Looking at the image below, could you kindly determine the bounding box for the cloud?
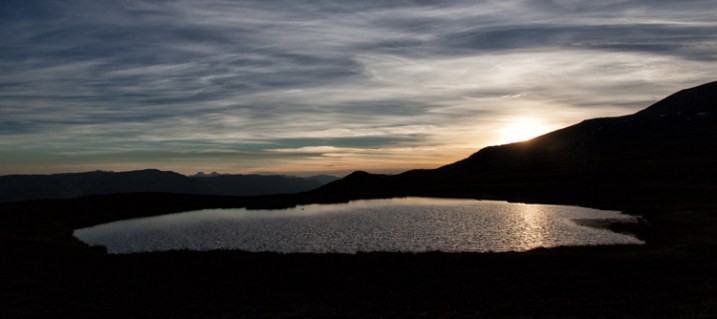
[1,0,716,175]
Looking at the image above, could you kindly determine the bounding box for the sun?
[497,117,553,144]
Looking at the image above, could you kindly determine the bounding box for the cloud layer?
[1,0,716,175]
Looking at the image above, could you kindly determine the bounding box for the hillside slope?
[317,81,717,202]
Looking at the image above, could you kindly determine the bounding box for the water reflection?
[517,204,547,250]
[74,197,643,254]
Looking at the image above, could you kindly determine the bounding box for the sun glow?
[498,117,553,144]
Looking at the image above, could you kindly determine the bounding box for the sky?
[1,0,716,176]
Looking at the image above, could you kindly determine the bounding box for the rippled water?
[74,197,643,254]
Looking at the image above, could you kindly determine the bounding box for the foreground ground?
[1,192,716,318]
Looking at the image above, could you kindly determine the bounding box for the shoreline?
[73,197,646,255]
[1,190,716,318]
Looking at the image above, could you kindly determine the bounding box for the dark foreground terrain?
[1,191,716,319]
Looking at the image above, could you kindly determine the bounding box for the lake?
[74,197,643,254]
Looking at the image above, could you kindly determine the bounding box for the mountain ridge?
[0,170,338,203]
[314,81,717,201]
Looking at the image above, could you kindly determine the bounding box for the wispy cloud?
[1,0,716,175]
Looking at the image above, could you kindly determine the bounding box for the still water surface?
[74,197,643,254]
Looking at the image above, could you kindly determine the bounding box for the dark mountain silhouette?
[316,81,717,202]
[3,82,713,205]
[0,169,337,203]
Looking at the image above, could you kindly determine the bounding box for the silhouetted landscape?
[0,170,337,203]
[2,82,716,318]
[5,1,717,317]
[317,81,717,204]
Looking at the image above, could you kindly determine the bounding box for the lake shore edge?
[2,188,716,318]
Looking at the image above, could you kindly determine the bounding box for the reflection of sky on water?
[75,197,643,254]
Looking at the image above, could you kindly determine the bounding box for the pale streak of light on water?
[74,197,644,254]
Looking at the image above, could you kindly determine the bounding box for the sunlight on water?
[74,197,643,254]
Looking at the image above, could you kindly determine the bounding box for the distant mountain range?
[0,170,338,203]
[3,82,715,206]
[315,81,717,203]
